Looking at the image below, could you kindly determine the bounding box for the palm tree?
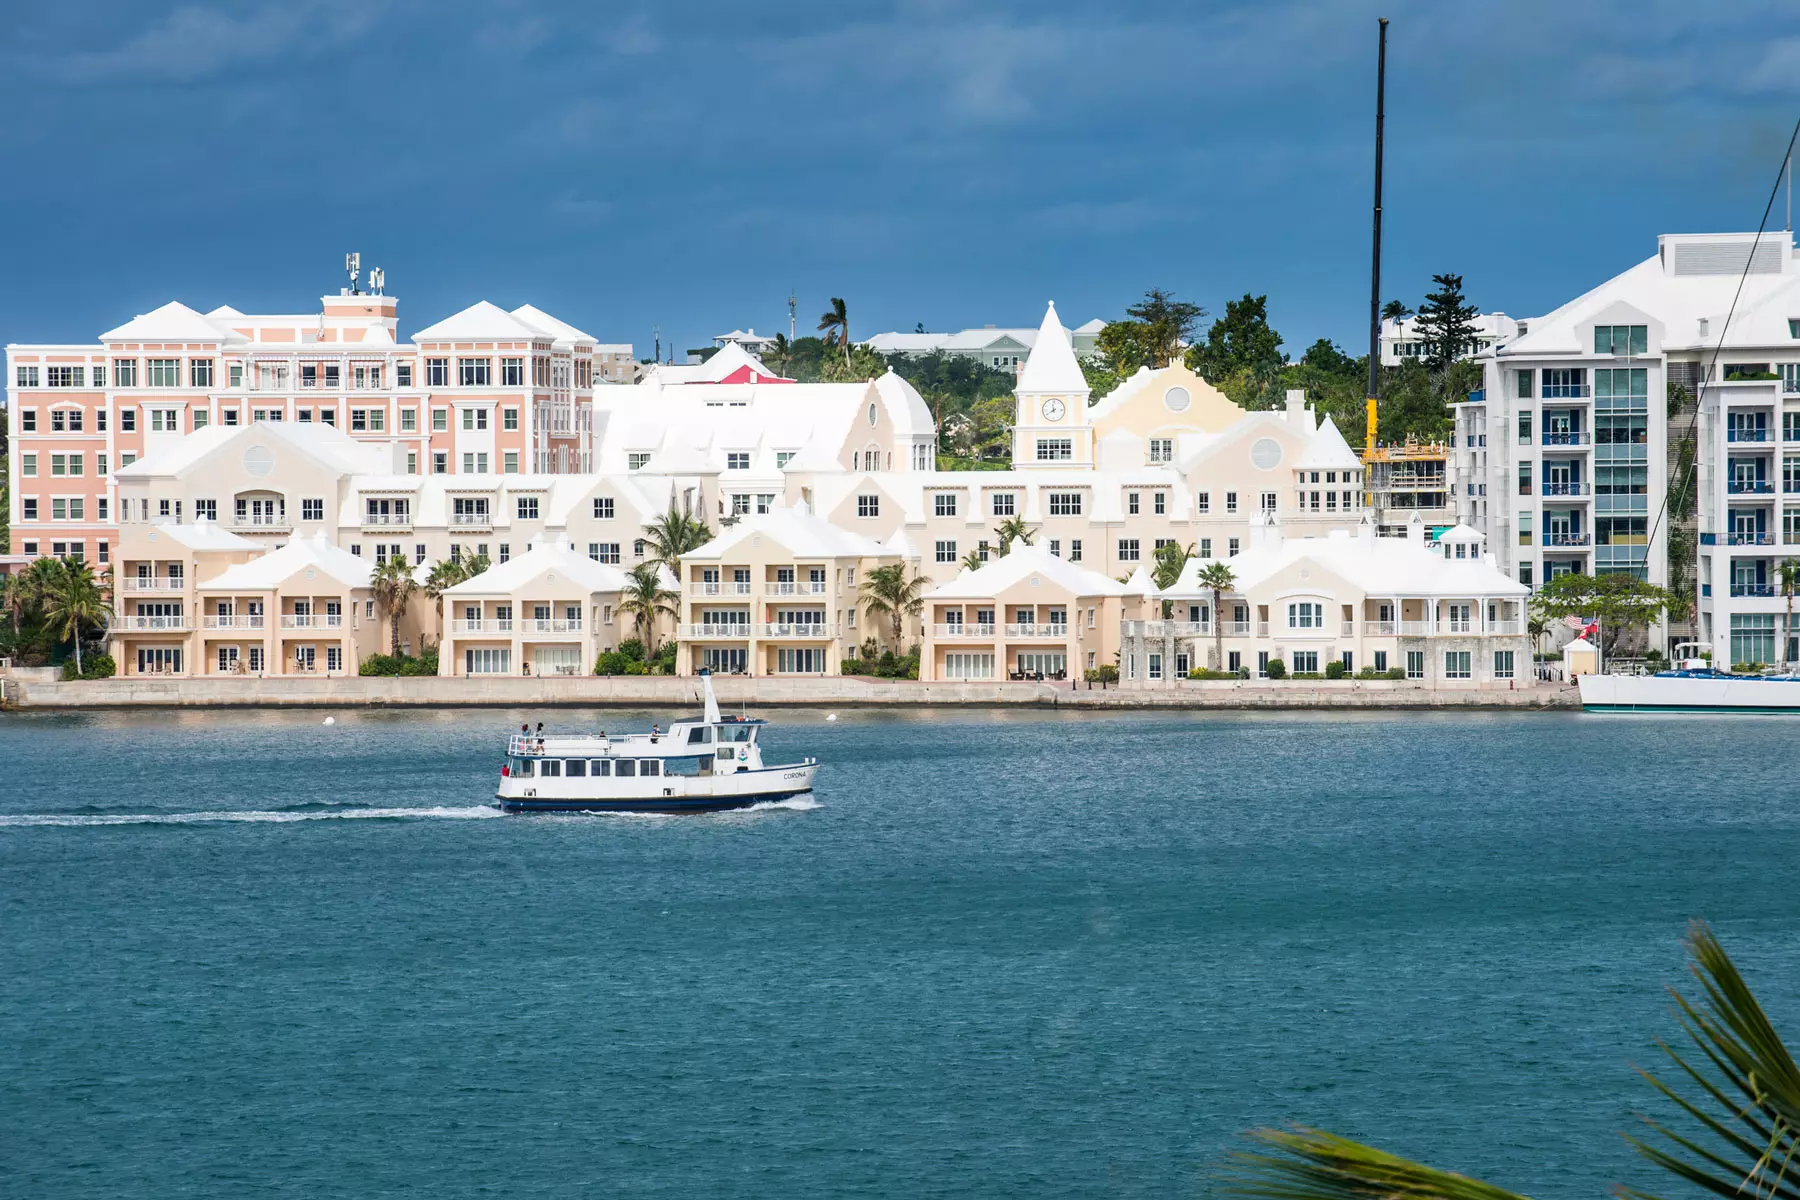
[993,515,1035,555]
[423,558,468,627]
[1380,299,1414,322]
[643,506,713,576]
[1779,558,1800,669]
[1,571,27,641]
[1195,560,1236,671]
[370,555,419,658]
[1151,541,1194,592]
[40,558,108,675]
[818,297,850,369]
[618,561,678,654]
[859,563,927,647]
[768,332,792,377]
[1221,923,1800,1200]
[1527,616,1549,661]
[960,549,985,573]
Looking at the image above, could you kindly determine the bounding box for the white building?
[864,317,1106,371]
[1380,312,1519,365]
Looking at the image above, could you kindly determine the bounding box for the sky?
[4,0,1800,359]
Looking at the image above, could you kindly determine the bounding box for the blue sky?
[4,0,1798,358]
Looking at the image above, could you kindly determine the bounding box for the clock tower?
[1011,301,1095,469]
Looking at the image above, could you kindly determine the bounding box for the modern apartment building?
[1455,231,1800,661]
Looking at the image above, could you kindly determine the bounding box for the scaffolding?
[1363,439,1452,533]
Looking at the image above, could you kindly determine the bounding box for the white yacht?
[495,670,819,813]
[1578,643,1800,713]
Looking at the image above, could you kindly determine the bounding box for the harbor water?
[3,708,1797,1198]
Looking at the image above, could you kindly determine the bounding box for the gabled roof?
[1016,302,1089,394]
[114,418,389,481]
[442,535,630,596]
[510,304,594,344]
[924,545,1127,600]
[101,301,237,343]
[1292,416,1361,470]
[1161,526,1527,600]
[197,533,373,592]
[145,520,259,552]
[684,505,888,562]
[412,300,545,342]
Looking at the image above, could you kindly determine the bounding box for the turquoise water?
[3,708,1798,1198]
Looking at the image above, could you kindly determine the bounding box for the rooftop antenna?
[1364,17,1388,458]
[788,289,797,340]
[345,252,361,296]
[369,267,385,295]
[653,324,661,364]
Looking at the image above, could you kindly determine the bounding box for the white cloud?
[51,1,389,85]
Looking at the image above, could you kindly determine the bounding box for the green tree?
[1413,273,1481,374]
[817,297,851,369]
[960,549,985,573]
[1380,299,1414,321]
[618,562,678,654]
[1530,570,1677,658]
[819,343,890,382]
[1221,924,1800,1200]
[642,506,713,574]
[967,394,1015,462]
[39,557,109,675]
[1097,289,1206,372]
[1151,540,1193,591]
[423,557,477,626]
[370,555,418,658]
[1187,294,1285,387]
[993,515,1034,555]
[1195,560,1237,671]
[859,563,927,647]
[1078,355,1124,399]
[1779,558,1800,668]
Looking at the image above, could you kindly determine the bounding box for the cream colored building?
[918,545,1152,681]
[675,505,901,676]
[437,534,643,677]
[112,519,262,676]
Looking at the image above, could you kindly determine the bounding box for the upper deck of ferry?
[506,715,766,760]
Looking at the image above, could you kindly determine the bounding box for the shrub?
[359,652,401,676]
[1084,664,1120,684]
[63,652,117,680]
[595,640,648,676]
[1187,667,1238,680]
[1324,660,1348,680]
[1264,658,1287,680]
[1291,671,1324,680]
[1385,667,1408,680]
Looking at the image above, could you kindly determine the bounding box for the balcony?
[764,581,830,596]
[116,615,188,632]
[450,512,493,531]
[1399,620,1434,636]
[1225,620,1252,636]
[123,577,184,593]
[1727,532,1776,546]
[230,516,292,533]
[451,619,514,634]
[1727,480,1775,495]
[680,623,751,640]
[1492,619,1524,635]
[934,623,997,638]
[1256,620,1271,637]
[279,614,344,630]
[1727,429,1773,443]
[1731,583,1778,597]
[758,623,837,639]
[1545,533,1592,547]
[1541,482,1587,496]
[1340,620,1356,636]
[362,512,413,530]
[521,619,582,636]
[1004,623,1069,639]
[1442,619,1474,634]
[692,581,753,597]
[1542,384,1591,399]
[202,615,265,630]
[1542,432,1588,446]
[1364,620,1397,636]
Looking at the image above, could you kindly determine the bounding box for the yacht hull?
[1578,673,1800,713]
[495,763,819,814]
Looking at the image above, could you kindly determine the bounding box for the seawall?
[1,675,1579,710]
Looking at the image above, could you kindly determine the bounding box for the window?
[1494,650,1515,679]
[1518,511,1532,545]
[113,359,138,387]
[1291,651,1318,674]
[1228,537,1240,557]
[20,409,36,432]
[1148,437,1174,464]
[406,451,419,475]
[1198,537,1211,558]
[1154,492,1166,515]
[1260,491,1277,513]
[50,454,65,476]
[1048,492,1082,516]
[21,453,35,477]
[595,543,621,564]
[628,452,652,471]
[992,492,1016,516]
[726,451,750,470]
[1518,462,1532,495]
[1225,491,1238,514]
[1444,651,1472,679]
[1118,538,1140,562]
[934,493,958,517]
[191,359,214,387]
[16,365,38,387]
[146,358,180,387]
[1516,369,1533,399]
[1035,437,1073,461]
[433,451,448,474]
[432,408,448,432]
[301,499,324,521]
[462,407,488,431]
[47,366,83,388]
[21,498,37,520]
[397,364,413,387]
[1069,539,1082,562]
[935,540,957,563]
[498,451,516,474]
[516,497,540,520]
[425,358,449,387]
[459,359,491,387]
[464,648,511,675]
[857,494,880,518]
[1406,650,1425,680]
[501,358,524,386]
[593,497,615,520]
[1518,411,1532,444]
[195,499,216,521]
[1287,602,1322,629]
[1127,492,1140,515]
[1594,324,1648,356]
[400,408,417,432]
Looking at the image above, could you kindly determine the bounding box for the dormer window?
[1789,319,1800,339]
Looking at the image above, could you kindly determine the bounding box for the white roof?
[510,304,594,345]
[648,341,789,385]
[114,418,389,480]
[198,533,373,591]
[1163,524,1528,600]
[413,300,545,342]
[101,301,242,343]
[146,520,259,552]
[1292,417,1361,470]
[864,319,1105,356]
[924,544,1127,600]
[442,535,630,596]
[1015,302,1089,394]
[684,504,889,562]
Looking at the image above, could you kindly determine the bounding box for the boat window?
[666,755,706,776]
[720,725,754,743]
[687,726,712,745]
[510,758,534,777]
[716,748,735,762]
[641,760,662,777]
[566,760,587,778]
[590,759,611,777]
[616,760,636,778]
[541,760,562,778]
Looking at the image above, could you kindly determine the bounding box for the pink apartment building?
[5,288,623,565]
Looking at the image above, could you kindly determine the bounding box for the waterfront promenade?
[2,672,1576,710]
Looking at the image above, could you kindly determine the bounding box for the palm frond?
[1626,922,1800,1200]
[1222,1126,1532,1200]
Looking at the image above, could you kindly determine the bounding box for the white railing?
[1225,620,1251,636]
[1004,623,1068,638]
[118,615,188,631]
[452,619,514,634]
[681,623,750,639]
[765,581,829,596]
[203,615,265,629]
[1399,621,1434,636]
[280,614,344,629]
[1491,619,1524,635]
[1443,620,1474,634]
[231,516,290,531]
[758,623,837,638]
[693,582,753,596]
[362,512,412,527]
[1364,620,1397,636]
[1256,621,1271,637]
[1341,620,1356,636]
[934,623,997,638]
[450,512,492,527]
[523,619,581,635]
[123,577,184,592]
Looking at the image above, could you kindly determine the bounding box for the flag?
[1563,615,1585,629]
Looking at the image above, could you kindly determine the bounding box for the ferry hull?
[1578,673,1800,713]
[497,789,811,815]
[495,763,819,815]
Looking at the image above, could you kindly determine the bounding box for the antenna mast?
[1364,18,1388,456]
[788,289,797,340]
[345,252,361,296]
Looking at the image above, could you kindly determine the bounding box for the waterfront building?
[437,534,640,678]
[673,504,899,676]
[917,545,1146,682]
[863,316,1107,370]
[1380,312,1519,365]
[642,342,793,386]
[1122,517,1532,686]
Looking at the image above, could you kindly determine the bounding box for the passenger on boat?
[650,725,661,743]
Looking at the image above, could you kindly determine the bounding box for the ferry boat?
[1577,643,1800,713]
[495,670,819,813]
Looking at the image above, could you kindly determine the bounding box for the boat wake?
[0,806,506,828]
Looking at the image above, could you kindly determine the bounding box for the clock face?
[1041,398,1066,421]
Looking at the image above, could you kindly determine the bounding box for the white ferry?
[495,670,819,813]
[1578,644,1800,713]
